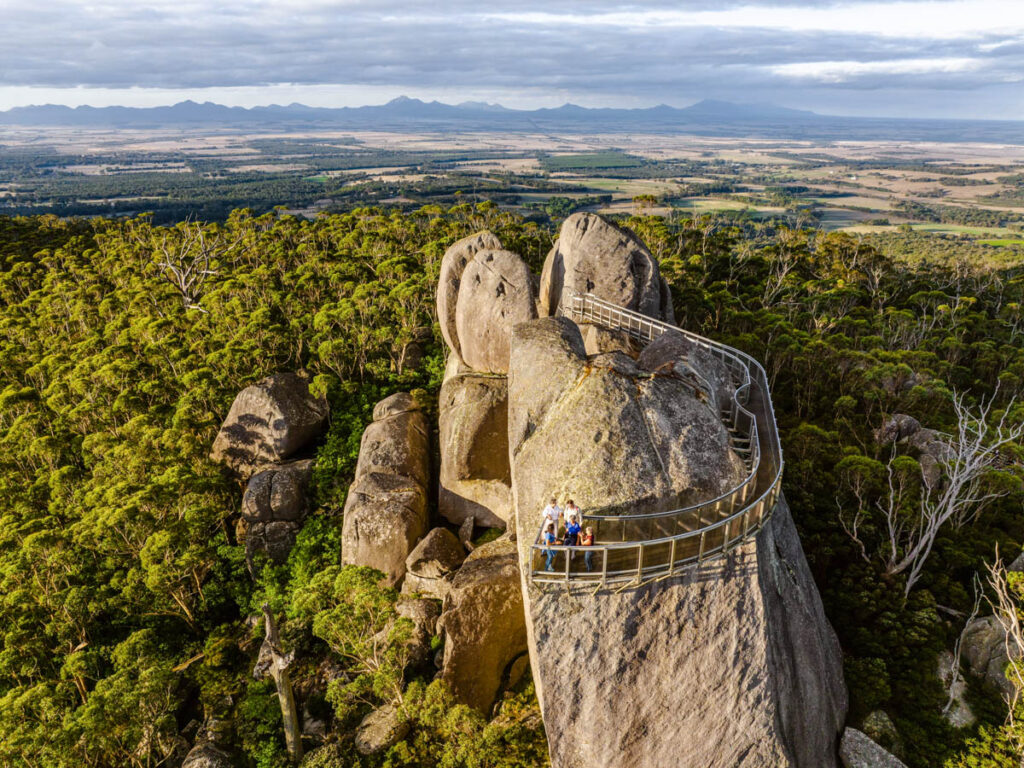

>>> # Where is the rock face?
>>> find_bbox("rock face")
[211,372,328,478]
[936,651,975,727]
[516,495,847,768]
[579,322,642,358]
[341,394,430,585]
[509,317,745,522]
[839,729,907,768]
[439,538,527,713]
[508,317,846,768]
[438,231,504,362]
[636,330,737,412]
[538,213,673,322]
[455,249,537,374]
[438,367,512,528]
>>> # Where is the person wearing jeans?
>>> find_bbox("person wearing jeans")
[542,523,558,571]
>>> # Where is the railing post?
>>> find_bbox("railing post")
[637,543,645,582]
[697,530,706,564]
[565,546,572,581]
[668,538,677,576]
[601,548,608,584]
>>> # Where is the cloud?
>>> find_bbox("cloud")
[0,0,1022,117]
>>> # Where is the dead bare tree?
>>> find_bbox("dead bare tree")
[130,219,241,312]
[986,549,1024,736]
[254,605,303,763]
[881,391,1023,596]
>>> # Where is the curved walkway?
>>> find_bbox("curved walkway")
[528,293,784,586]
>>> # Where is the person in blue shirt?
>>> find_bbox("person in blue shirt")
[542,522,558,571]
[563,513,582,568]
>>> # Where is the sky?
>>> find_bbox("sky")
[1,0,1023,118]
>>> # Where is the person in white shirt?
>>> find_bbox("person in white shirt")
[541,497,562,536]
[564,499,582,527]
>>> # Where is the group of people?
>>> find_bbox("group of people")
[540,497,596,572]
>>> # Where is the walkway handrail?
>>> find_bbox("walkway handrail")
[528,293,784,586]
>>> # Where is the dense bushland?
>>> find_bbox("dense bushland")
[0,208,1021,767]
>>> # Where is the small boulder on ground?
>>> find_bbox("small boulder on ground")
[875,413,922,445]
[355,704,409,756]
[839,728,907,768]
[181,742,234,768]
[210,372,328,478]
[439,538,527,713]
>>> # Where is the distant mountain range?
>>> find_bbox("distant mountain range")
[2,96,1022,143]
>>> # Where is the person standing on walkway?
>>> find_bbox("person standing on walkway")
[542,523,558,571]
[581,526,595,572]
[564,512,581,566]
[541,497,562,536]
[564,499,581,528]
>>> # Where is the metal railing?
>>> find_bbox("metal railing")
[528,293,784,586]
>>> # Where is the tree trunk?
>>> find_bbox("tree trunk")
[254,604,303,762]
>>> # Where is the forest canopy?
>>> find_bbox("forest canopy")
[0,206,1021,767]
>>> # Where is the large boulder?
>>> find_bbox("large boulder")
[509,317,746,525]
[508,317,846,768]
[439,538,527,713]
[455,249,537,374]
[839,729,907,768]
[240,460,314,564]
[538,213,672,322]
[342,394,430,586]
[242,460,313,523]
[438,366,512,528]
[962,614,1021,698]
[353,393,430,489]
[342,473,428,587]
[211,372,328,478]
[437,231,503,363]
[355,704,409,756]
[406,527,466,579]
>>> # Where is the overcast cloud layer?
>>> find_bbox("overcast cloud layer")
[2,0,1023,118]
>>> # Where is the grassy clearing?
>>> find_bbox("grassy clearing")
[979,238,1024,246]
